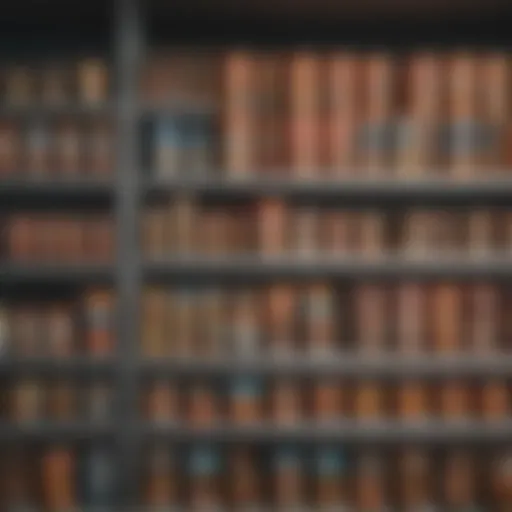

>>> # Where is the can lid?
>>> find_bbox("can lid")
[189,447,220,475]
[316,449,346,475]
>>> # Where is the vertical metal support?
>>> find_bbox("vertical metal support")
[114,0,142,506]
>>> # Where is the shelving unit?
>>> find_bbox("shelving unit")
[2,0,512,509]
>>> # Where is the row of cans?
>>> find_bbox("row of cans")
[0,290,115,356]
[1,446,114,511]
[0,59,109,105]
[3,446,512,510]
[0,118,113,177]
[144,199,512,258]
[141,283,511,356]
[2,214,114,264]
[138,377,512,424]
[142,446,512,510]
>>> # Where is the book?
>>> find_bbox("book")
[146,380,178,424]
[312,378,342,422]
[144,446,176,510]
[355,380,382,421]
[397,379,428,422]
[77,59,109,105]
[141,287,168,357]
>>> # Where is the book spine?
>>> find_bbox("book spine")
[272,379,301,425]
[141,287,168,358]
[83,289,114,357]
[224,51,255,178]
[77,59,109,105]
[448,53,480,178]
[328,53,359,176]
[360,54,394,175]
[289,51,319,179]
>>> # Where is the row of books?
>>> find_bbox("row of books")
[141,284,510,356]
[1,446,114,511]
[0,59,109,105]
[0,290,115,356]
[144,199,512,258]
[146,50,512,178]
[2,214,114,263]
[138,378,511,423]
[0,118,113,177]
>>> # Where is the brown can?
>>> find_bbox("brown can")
[399,449,432,510]
[189,382,217,426]
[313,378,342,421]
[356,453,387,511]
[443,451,477,508]
[142,207,167,261]
[84,289,114,356]
[471,282,498,353]
[358,210,386,259]
[273,449,303,508]
[8,215,35,261]
[328,53,360,175]
[230,290,260,356]
[396,282,426,354]
[171,195,197,255]
[47,306,75,357]
[431,283,462,353]
[146,446,176,508]
[398,380,428,422]
[258,198,288,257]
[356,283,387,354]
[481,379,510,421]
[4,66,32,105]
[266,285,296,354]
[87,119,113,177]
[86,382,112,422]
[173,290,196,357]
[440,379,469,421]
[47,380,75,420]
[12,306,42,356]
[355,380,382,420]
[224,51,256,177]
[141,287,168,357]
[273,379,301,425]
[84,215,114,263]
[230,448,261,507]
[0,121,20,175]
[25,120,51,177]
[78,59,109,104]
[491,452,512,506]
[293,207,319,259]
[305,283,335,354]
[289,51,320,179]
[41,65,70,105]
[146,381,178,423]
[230,377,262,424]
[42,448,76,512]
[11,379,43,422]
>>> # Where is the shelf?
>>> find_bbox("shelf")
[0,357,114,378]
[143,420,512,444]
[140,354,512,379]
[145,256,512,282]
[0,421,115,443]
[144,176,512,206]
[0,103,112,118]
[0,180,113,208]
[0,263,114,284]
